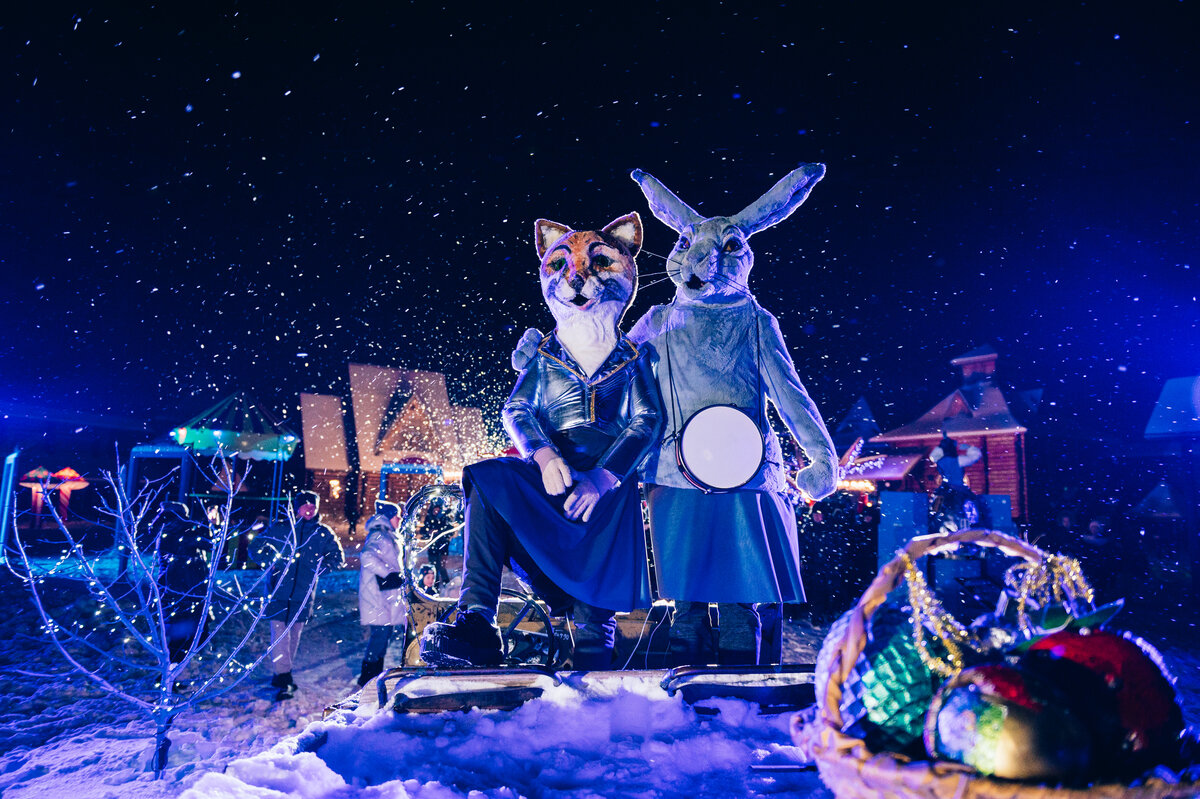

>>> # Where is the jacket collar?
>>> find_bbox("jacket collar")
[539,333,639,382]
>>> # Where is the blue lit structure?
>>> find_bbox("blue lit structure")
[378,461,444,504]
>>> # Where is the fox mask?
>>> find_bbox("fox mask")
[535,213,642,334]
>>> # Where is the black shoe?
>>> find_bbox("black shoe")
[357,658,385,687]
[569,643,614,672]
[420,609,504,667]
[271,671,297,699]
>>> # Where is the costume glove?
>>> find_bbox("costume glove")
[376,572,404,591]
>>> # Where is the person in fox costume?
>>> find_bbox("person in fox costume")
[420,213,664,670]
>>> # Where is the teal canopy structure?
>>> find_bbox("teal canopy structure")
[169,392,298,462]
[127,393,299,521]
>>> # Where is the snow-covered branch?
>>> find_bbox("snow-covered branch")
[11,454,324,778]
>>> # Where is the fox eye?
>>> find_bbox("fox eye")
[723,239,743,253]
[548,257,566,272]
[592,254,613,268]
[678,237,690,251]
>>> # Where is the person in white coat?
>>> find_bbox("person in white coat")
[357,500,407,686]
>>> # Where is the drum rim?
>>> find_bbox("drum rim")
[675,404,766,493]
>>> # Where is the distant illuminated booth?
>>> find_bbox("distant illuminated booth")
[300,363,492,547]
[870,345,1037,522]
[125,391,299,523]
[800,347,1036,617]
[1141,375,1200,598]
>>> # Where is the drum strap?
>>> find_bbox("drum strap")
[662,303,684,448]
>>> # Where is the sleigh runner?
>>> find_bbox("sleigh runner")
[330,664,817,717]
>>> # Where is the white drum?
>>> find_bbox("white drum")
[675,405,766,493]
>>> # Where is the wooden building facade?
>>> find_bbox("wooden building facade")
[299,363,490,547]
[867,345,1034,520]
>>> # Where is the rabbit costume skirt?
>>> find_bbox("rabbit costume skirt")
[462,458,654,612]
[645,484,805,604]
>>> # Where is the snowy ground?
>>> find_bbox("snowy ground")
[1,564,1198,799]
[0,566,833,799]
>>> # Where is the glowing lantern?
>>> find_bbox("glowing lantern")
[51,467,90,521]
[19,466,52,527]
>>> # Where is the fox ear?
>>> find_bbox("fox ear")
[630,169,703,233]
[535,219,572,259]
[602,212,642,257]
[731,162,826,235]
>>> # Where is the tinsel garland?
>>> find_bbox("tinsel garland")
[901,549,1097,678]
[1004,554,1095,637]
[902,554,978,678]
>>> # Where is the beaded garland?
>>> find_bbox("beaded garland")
[902,554,978,678]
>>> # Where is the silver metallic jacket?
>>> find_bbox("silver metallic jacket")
[503,334,665,481]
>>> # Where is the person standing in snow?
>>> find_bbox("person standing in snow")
[251,490,345,700]
[156,500,211,665]
[927,434,989,534]
[416,499,453,587]
[356,500,407,686]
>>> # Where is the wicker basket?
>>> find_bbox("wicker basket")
[795,528,1200,799]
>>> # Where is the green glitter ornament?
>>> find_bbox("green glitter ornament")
[818,602,951,757]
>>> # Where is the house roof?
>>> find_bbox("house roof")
[299,393,349,472]
[842,451,924,482]
[872,382,1027,443]
[1144,376,1200,440]
[832,395,881,452]
[349,364,466,473]
[950,343,999,366]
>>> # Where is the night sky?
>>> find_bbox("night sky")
[2,3,1197,511]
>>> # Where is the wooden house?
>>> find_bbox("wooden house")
[868,345,1036,520]
[299,363,489,542]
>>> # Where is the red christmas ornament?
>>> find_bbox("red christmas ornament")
[1027,629,1183,770]
[925,662,1094,782]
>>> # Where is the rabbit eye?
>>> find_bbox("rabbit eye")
[678,237,690,251]
[723,239,743,253]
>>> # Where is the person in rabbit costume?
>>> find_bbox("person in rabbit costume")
[629,164,838,665]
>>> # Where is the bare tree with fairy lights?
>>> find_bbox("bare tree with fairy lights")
[9,454,320,778]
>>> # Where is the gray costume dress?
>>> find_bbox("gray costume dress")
[629,297,836,603]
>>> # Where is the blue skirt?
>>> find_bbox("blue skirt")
[646,484,805,604]
[463,458,654,612]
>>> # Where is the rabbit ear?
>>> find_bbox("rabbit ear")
[630,169,703,233]
[535,219,572,259]
[731,162,826,235]
[601,212,643,256]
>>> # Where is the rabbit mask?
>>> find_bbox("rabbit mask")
[631,163,825,305]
